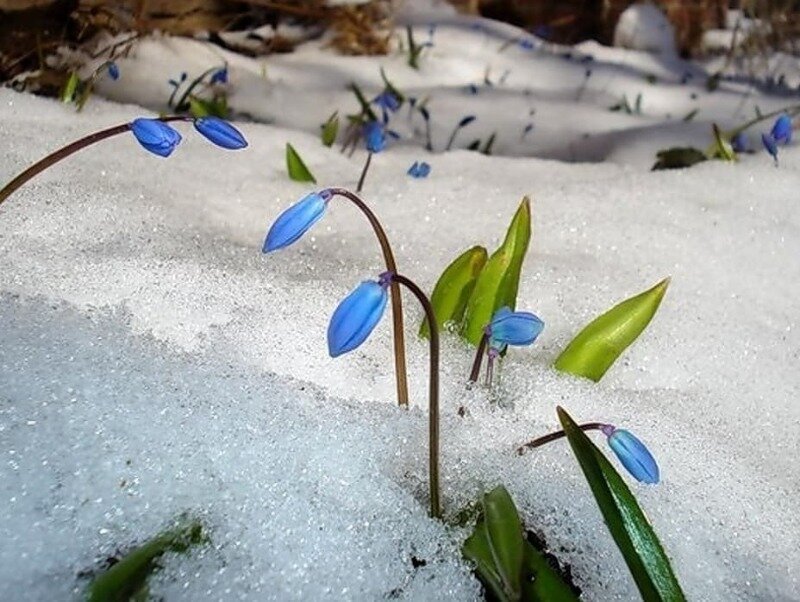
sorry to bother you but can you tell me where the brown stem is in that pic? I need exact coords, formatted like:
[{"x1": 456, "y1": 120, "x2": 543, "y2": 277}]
[
  {"x1": 0, "y1": 115, "x2": 190, "y2": 207},
  {"x1": 468, "y1": 332, "x2": 488, "y2": 384},
  {"x1": 356, "y1": 152, "x2": 372, "y2": 193},
  {"x1": 327, "y1": 188, "x2": 410, "y2": 409},
  {"x1": 392, "y1": 273, "x2": 440, "y2": 519},
  {"x1": 516, "y1": 422, "x2": 608, "y2": 455}
]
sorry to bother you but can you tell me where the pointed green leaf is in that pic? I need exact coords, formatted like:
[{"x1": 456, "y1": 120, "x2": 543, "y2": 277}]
[
  {"x1": 420, "y1": 245, "x2": 487, "y2": 339},
  {"x1": 321, "y1": 112, "x2": 339, "y2": 147},
  {"x1": 61, "y1": 72, "x2": 80, "y2": 103},
  {"x1": 463, "y1": 485, "x2": 523, "y2": 602},
  {"x1": 708, "y1": 123, "x2": 735, "y2": 161},
  {"x1": 462, "y1": 198, "x2": 531, "y2": 345},
  {"x1": 379, "y1": 67, "x2": 405, "y2": 104},
  {"x1": 286, "y1": 143, "x2": 317, "y2": 183},
  {"x1": 557, "y1": 407, "x2": 685, "y2": 602},
  {"x1": 87, "y1": 518, "x2": 206, "y2": 602},
  {"x1": 521, "y1": 540, "x2": 581, "y2": 601},
  {"x1": 651, "y1": 147, "x2": 706, "y2": 171},
  {"x1": 554, "y1": 278, "x2": 669, "y2": 382}
]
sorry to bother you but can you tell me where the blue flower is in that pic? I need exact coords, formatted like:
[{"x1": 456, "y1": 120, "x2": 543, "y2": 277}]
[
  {"x1": 762, "y1": 132, "x2": 779, "y2": 164},
  {"x1": 731, "y1": 131, "x2": 748, "y2": 153},
  {"x1": 407, "y1": 161, "x2": 431, "y2": 178},
  {"x1": 373, "y1": 91, "x2": 400, "y2": 113},
  {"x1": 519, "y1": 38, "x2": 535, "y2": 50},
  {"x1": 603, "y1": 426, "x2": 660, "y2": 484},
  {"x1": 130, "y1": 118, "x2": 182, "y2": 157},
  {"x1": 107, "y1": 62, "x2": 120, "y2": 81},
  {"x1": 210, "y1": 67, "x2": 228, "y2": 85},
  {"x1": 364, "y1": 121, "x2": 387, "y2": 153},
  {"x1": 193, "y1": 117, "x2": 248, "y2": 150},
  {"x1": 771, "y1": 113, "x2": 792, "y2": 144},
  {"x1": 328, "y1": 278, "x2": 389, "y2": 357},
  {"x1": 263, "y1": 191, "x2": 331, "y2": 253},
  {"x1": 486, "y1": 306, "x2": 544, "y2": 347}
]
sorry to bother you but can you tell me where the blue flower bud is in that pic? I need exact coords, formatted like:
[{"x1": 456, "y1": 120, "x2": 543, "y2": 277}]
[
  {"x1": 107, "y1": 62, "x2": 120, "y2": 81},
  {"x1": 210, "y1": 67, "x2": 228, "y2": 85},
  {"x1": 363, "y1": 121, "x2": 387, "y2": 153},
  {"x1": 487, "y1": 306, "x2": 544, "y2": 347},
  {"x1": 731, "y1": 131, "x2": 748, "y2": 153},
  {"x1": 193, "y1": 117, "x2": 248, "y2": 150},
  {"x1": 762, "y1": 132, "x2": 779, "y2": 163},
  {"x1": 605, "y1": 427, "x2": 659, "y2": 484},
  {"x1": 373, "y1": 91, "x2": 400, "y2": 113},
  {"x1": 263, "y1": 191, "x2": 329, "y2": 253},
  {"x1": 328, "y1": 279, "x2": 389, "y2": 357},
  {"x1": 771, "y1": 113, "x2": 792, "y2": 144},
  {"x1": 130, "y1": 118, "x2": 182, "y2": 157},
  {"x1": 407, "y1": 161, "x2": 431, "y2": 178}
]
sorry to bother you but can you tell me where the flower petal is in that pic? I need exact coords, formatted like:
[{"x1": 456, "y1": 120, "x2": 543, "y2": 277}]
[
  {"x1": 607, "y1": 429, "x2": 660, "y2": 484},
  {"x1": 130, "y1": 118, "x2": 182, "y2": 157},
  {"x1": 193, "y1": 117, "x2": 248, "y2": 150},
  {"x1": 489, "y1": 307, "x2": 544, "y2": 346},
  {"x1": 328, "y1": 281, "x2": 388, "y2": 357},
  {"x1": 771, "y1": 114, "x2": 792, "y2": 144},
  {"x1": 263, "y1": 192, "x2": 327, "y2": 252}
]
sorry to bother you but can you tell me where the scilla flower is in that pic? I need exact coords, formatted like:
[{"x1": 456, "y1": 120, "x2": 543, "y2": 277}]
[
  {"x1": 328, "y1": 274, "x2": 391, "y2": 357},
  {"x1": 263, "y1": 190, "x2": 332, "y2": 252},
  {"x1": 210, "y1": 67, "x2": 228, "y2": 85},
  {"x1": 487, "y1": 306, "x2": 544, "y2": 347},
  {"x1": 364, "y1": 121, "x2": 387, "y2": 153},
  {"x1": 193, "y1": 117, "x2": 248, "y2": 150},
  {"x1": 771, "y1": 113, "x2": 792, "y2": 144},
  {"x1": 407, "y1": 161, "x2": 431, "y2": 178},
  {"x1": 601, "y1": 424, "x2": 660, "y2": 484},
  {"x1": 107, "y1": 62, "x2": 120, "y2": 81},
  {"x1": 130, "y1": 118, "x2": 182, "y2": 157},
  {"x1": 762, "y1": 132, "x2": 779, "y2": 165},
  {"x1": 731, "y1": 131, "x2": 748, "y2": 153}
]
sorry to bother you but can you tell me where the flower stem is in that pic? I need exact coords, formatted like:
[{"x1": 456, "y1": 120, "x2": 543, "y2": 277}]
[
  {"x1": 0, "y1": 115, "x2": 190, "y2": 207},
  {"x1": 516, "y1": 422, "x2": 607, "y2": 455},
  {"x1": 445, "y1": 125, "x2": 460, "y2": 152},
  {"x1": 468, "y1": 332, "x2": 488, "y2": 384},
  {"x1": 356, "y1": 152, "x2": 372, "y2": 193},
  {"x1": 327, "y1": 188, "x2": 410, "y2": 409},
  {"x1": 392, "y1": 273, "x2": 440, "y2": 519}
]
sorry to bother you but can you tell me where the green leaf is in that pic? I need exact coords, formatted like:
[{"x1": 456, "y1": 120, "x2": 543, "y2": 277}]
[
  {"x1": 463, "y1": 486, "x2": 523, "y2": 601},
  {"x1": 379, "y1": 67, "x2": 405, "y2": 104},
  {"x1": 708, "y1": 123, "x2": 735, "y2": 161},
  {"x1": 286, "y1": 143, "x2": 317, "y2": 183},
  {"x1": 320, "y1": 112, "x2": 339, "y2": 147},
  {"x1": 463, "y1": 486, "x2": 580, "y2": 602},
  {"x1": 554, "y1": 278, "x2": 669, "y2": 382},
  {"x1": 681, "y1": 109, "x2": 698, "y2": 122},
  {"x1": 420, "y1": 245, "x2": 487, "y2": 339},
  {"x1": 651, "y1": 147, "x2": 706, "y2": 171},
  {"x1": 61, "y1": 72, "x2": 80, "y2": 103},
  {"x1": 87, "y1": 518, "x2": 206, "y2": 602},
  {"x1": 481, "y1": 132, "x2": 497, "y2": 156},
  {"x1": 349, "y1": 82, "x2": 378, "y2": 122},
  {"x1": 557, "y1": 407, "x2": 685, "y2": 602},
  {"x1": 462, "y1": 198, "x2": 531, "y2": 345}
]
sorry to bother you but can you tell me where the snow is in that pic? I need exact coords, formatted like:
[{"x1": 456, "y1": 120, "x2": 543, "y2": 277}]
[
  {"x1": 2, "y1": 7, "x2": 800, "y2": 602},
  {"x1": 613, "y1": 3, "x2": 676, "y2": 56}
]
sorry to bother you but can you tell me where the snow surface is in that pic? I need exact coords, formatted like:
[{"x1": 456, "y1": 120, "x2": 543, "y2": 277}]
[
  {"x1": 2, "y1": 9, "x2": 800, "y2": 602},
  {"x1": 613, "y1": 3, "x2": 676, "y2": 56}
]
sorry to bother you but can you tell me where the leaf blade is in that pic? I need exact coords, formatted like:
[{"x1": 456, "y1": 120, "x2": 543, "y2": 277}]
[
  {"x1": 483, "y1": 486, "x2": 524, "y2": 600},
  {"x1": 554, "y1": 278, "x2": 669, "y2": 381},
  {"x1": 286, "y1": 143, "x2": 317, "y2": 183},
  {"x1": 557, "y1": 407, "x2": 685, "y2": 602},
  {"x1": 321, "y1": 112, "x2": 339, "y2": 147}
]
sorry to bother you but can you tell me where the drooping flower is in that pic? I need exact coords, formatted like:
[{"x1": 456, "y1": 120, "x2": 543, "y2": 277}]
[
  {"x1": 407, "y1": 161, "x2": 431, "y2": 178},
  {"x1": 486, "y1": 306, "x2": 544, "y2": 348},
  {"x1": 328, "y1": 276, "x2": 390, "y2": 357},
  {"x1": 731, "y1": 131, "x2": 748, "y2": 153},
  {"x1": 193, "y1": 117, "x2": 248, "y2": 150},
  {"x1": 601, "y1": 425, "x2": 660, "y2": 484},
  {"x1": 762, "y1": 132, "x2": 779, "y2": 164},
  {"x1": 129, "y1": 118, "x2": 182, "y2": 157},
  {"x1": 107, "y1": 62, "x2": 120, "y2": 81},
  {"x1": 363, "y1": 121, "x2": 387, "y2": 153},
  {"x1": 373, "y1": 91, "x2": 400, "y2": 123},
  {"x1": 770, "y1": 113, "x2": 792, "y2": 144},
  {"x1": 263, "y1": 191, "x2": 331, "y2": 253},
  {"x1": 210, "y1": 67, "x2": 228, "y2": 85}
]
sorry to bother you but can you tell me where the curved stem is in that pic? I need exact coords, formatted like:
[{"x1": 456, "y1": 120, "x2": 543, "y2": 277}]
[
  {"x1": 725, "y1": 102, "x2": 800, "y2": 139},
  {"x1": 328, "y1": 188, "x2": 410, "y2": 409},
  {"x1": 468, "y1": 332, "x2": 488, "y2": 384},
  {"x1": 392, "y1": 273, "x2": 440, "y2": 519},
  {"x1": 516, "y1": 422, "x2": 607, "y2": 456},
  {"x1": 445, "y1": 125, "x2": 459, "y2": 152},
  {"x1": 356, "y1": 152, "x2": 372, "y2": 193},
  {"x1": 0, "y1": 115, "x2": 190, "y2": 207}
]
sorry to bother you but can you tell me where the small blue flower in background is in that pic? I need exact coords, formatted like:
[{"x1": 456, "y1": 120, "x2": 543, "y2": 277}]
[
  {"x1": 107, "y1": 62, "x2": 120, "y2": 81},
  {"x1": 601, "y1": 425, "x2": 660, "y2": 484},
  {"x1": 731, "y1": 131, "x2": 748, "y2": 153},
  {"x1": 263, "y1": 190, "x2": 332, "y2": 253},
  {"x1": 770, "y1": 113, "x2": 792, "y2": 144},
  {"x1": 762, "y1": 132, "x2": 779, "y2": 164},
  {"x1": 486, "y1": 306, "x2": 544, "y2": 347},
  {"x1": 373, "y1": 91, "x2": 400, "y2": 123},
  {"x1": 407, "y1": 161, "x2": 431, "y2": 178},
  {"x1": 210, "y1": 67, "x2": 228, "y2": 85},
  {"x1": 130, "y1": 118, "x2": 182, "y2": 157},
  {"x1": 328, "y1": 276, "x2": 391, "y2": 357},
  {"x1": 193, "y1": 117, "x2": 248, "y2": 150},
  {"x1": 364, "y1": 121, "x2": 387, "y2": 153},
  {"x1": 519, "y1": 38, "x2": 535, "y2": 50}
]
